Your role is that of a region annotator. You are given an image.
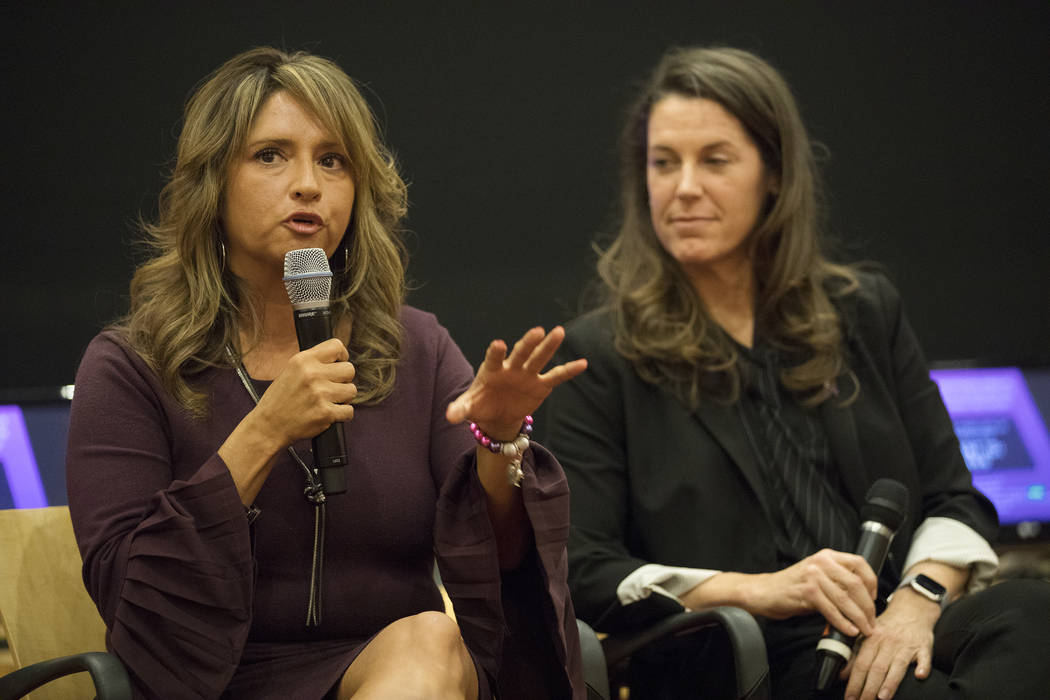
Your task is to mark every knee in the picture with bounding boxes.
[345,612,478,699]
[396,611,469,657]
[939,580,1050,695]
[949,579,1050,649]
[393,611,477,688]
[977,579,1050,629]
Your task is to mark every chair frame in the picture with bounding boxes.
[578,606,771,700]
[0,651,131,700]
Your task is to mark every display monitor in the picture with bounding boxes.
[929,365,1050,542]
[0,387,73,509]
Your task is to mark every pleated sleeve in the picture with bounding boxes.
[434,444,583,699]
[66,332,254,699]
[416,311,583,698]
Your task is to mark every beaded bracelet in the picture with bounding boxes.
[469,415,534,487]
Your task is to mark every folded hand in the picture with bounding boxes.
[841,592,940,700]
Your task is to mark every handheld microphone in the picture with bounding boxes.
[283,248,348,495]
[814,478,908,691]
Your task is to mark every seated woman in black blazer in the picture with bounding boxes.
[542,46,1050,700]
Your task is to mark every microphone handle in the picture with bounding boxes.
[293,306,348,495]
[294,306,335,348]
[312,427,348,494]
[854,520,895,572]
[814,521,895,690]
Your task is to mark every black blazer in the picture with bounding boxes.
[541,271,998,630]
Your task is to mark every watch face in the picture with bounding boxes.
[915,574,947,596]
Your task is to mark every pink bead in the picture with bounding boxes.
[481,436,491,447]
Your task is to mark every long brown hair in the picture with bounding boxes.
[120,47,408,414]
[597,46,857,408]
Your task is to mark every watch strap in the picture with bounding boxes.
[894,573,948,608]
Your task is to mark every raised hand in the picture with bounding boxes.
[446,326,587,438]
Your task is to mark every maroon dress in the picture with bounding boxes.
[66,306,582,699]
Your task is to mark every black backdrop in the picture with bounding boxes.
[3,1,1048,391]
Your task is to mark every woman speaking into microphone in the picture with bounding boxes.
[66,47,586,699]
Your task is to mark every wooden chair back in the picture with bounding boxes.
[0,506,108,699]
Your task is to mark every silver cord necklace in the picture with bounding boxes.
[225,345,327,627]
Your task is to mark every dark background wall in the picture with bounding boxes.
[3,1,1047,391]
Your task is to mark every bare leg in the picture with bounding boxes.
[337,611,480,700]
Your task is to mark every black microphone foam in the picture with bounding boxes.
[814,478,908,691]
[283,248,348,495]
[859,480,908,531]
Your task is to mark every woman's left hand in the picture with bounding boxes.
[841,592,940,700]
[446,326,587,437]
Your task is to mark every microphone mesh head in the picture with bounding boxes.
[860,478,908,531]
[283,248,333,306]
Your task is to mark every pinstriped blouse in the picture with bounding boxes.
[735,339,859,567]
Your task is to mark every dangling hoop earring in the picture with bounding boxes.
[343,245,350,275]
[218,240,227,272]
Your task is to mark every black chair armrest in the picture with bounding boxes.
[602,606,770,700]
[576,619,612,700]
[0,651,132,700]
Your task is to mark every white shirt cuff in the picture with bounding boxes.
[616,563,721,606]
[902,516,999,592]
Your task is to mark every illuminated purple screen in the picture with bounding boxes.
[0,401,71,509]
[930,367,1050,526]
[0,405,49,508]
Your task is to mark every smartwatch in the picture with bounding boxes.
[894,573,948,608]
